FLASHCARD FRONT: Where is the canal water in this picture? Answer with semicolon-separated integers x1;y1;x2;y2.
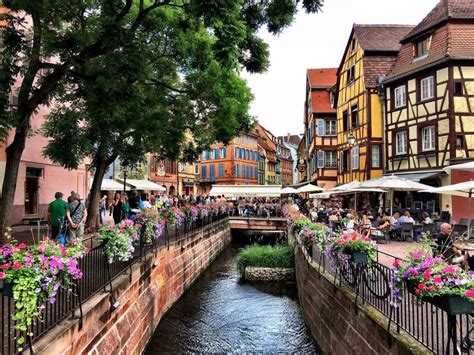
145;242;319;354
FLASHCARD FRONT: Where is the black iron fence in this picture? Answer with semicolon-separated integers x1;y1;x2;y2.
309;244;473;354
1;213;228;355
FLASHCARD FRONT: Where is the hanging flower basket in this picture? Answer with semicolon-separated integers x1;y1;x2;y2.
347;250;369;264
425;295;474;315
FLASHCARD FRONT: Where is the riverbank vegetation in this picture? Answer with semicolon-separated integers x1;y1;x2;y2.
237;244;294;276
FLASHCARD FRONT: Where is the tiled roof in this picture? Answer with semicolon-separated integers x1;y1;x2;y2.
307;68;338;88
363;56;398;88
354;25;414;52
311;91;336;113
387;22;474;80
277;135;301;146
402;0;474;42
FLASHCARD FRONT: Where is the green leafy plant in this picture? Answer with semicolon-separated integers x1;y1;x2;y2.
236;244;294;276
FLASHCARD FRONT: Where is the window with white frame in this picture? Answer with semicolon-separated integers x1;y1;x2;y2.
325;151;337;168
325;120;336;136
421;126;435;152
395;131;407;155
420;76;434;101
317;150;325;168
317;119;325;137
371;145;380;168
351;146;359;170
394;85;406;108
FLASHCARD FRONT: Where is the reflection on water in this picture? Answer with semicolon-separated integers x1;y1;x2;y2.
145;244;319;354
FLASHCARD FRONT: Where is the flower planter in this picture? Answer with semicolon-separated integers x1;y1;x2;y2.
0;280;13;297
424;295;474;315
348;251;368;264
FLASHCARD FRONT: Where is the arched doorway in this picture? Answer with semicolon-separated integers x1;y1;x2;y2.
169;185;176;196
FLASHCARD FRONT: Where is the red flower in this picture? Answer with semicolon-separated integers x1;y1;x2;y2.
18;243;27;249
0;271;5;279
13;262;22;270
423;270;432;281
415;289;420;295
433;276;442;285
465;289;474;298
392;259;400;267
418;283;426;290
428;286;436;292
1;262;11;269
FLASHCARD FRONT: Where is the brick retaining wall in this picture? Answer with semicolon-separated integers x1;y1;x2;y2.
32;219;231;355
294;244;431;355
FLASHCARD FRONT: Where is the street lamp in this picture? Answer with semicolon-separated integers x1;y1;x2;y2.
347;133;356;146
122;158;130;193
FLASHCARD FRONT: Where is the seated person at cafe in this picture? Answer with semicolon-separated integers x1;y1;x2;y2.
345;214;357;231
436;223;465;264
369;216;391;239
398;211;415;224
420;211;433;225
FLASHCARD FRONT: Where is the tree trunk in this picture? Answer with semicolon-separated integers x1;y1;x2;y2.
86;154;116;231
0;127;29;240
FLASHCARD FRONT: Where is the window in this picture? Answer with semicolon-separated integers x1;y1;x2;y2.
325;151;337;168
371;145;381;168
343;110;349;131
351;146;359;170
420;76;434;101
317;150;325;168
330;92;336;108
456;135;465;149
351;38;356;52
395;131;407;155
347;65;355;84
343;150;350;172
220;148;226;159
394;85;406;108
246;149;250;160
240;148;244;159
414;37;430;58
201;166;207;179
195;165;199;174
325;120;336;136
236;164;240;177
351;105;359;129
307;126;313;142
234;147;239;158
202;151;206;161
213;148;219;159
317;119;325;137
205;150;211;160
421;126;435;152
210;165;215;181
454;81;464;96
218;164;224;178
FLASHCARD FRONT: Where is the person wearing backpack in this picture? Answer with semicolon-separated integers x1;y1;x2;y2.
66;193;87;241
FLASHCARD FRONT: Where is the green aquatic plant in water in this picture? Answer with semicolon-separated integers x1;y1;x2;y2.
237;244;294;276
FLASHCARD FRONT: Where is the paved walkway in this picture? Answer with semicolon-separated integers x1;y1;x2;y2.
376;241;419;266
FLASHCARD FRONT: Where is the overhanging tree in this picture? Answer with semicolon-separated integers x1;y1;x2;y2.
0;0;323;232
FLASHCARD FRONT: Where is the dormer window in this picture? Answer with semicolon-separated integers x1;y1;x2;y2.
351;38;356;52
414;37;430;60
346;65;355;85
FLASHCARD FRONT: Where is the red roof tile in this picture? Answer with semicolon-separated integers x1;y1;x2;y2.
354;25;414;52
402;0;474;42
307;68;338;88
363;56;398;88
311;91;335;113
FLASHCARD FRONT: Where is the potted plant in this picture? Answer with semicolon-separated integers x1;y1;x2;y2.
391;243;474;314
97;219;138;263
327;231;376;267
0;234;86;351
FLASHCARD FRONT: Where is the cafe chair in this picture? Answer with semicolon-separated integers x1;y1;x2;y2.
422;223;437;235
400;223;414;241
452;224;468;238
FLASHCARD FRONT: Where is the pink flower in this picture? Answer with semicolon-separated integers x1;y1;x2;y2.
1;262;11;269
0;272;5;279
18;243;27;249
464;289;474;298
433;276;443;285
418;283;426;290
13;262;21;270
442;265;457;275
423;269;432;281
392;259;400;267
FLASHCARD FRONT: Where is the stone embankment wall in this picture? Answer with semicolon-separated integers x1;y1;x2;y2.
294;236;431;354
33;219;231;355
244;267;295;281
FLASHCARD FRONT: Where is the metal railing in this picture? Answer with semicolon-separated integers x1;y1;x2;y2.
308;244;473;354
1;213;228;355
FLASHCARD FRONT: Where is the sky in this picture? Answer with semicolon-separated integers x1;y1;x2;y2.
242;0;440;137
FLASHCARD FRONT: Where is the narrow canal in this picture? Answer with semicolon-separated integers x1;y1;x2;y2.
145;242;319;354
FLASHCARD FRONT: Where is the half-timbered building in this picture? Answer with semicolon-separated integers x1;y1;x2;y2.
384;0;474;219
304;68;338;189
336;24;414;185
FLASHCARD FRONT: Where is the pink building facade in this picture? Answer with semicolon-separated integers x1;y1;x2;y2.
0;104;88;225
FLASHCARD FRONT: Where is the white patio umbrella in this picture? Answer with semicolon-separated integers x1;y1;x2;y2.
359;175;432;215
331;180;361;191
443;162;474;172
296;183;324;193
280;187;297;194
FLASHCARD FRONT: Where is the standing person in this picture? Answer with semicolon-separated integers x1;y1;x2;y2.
99;195;107;224
66;193;87;241
47;192;68;241
67;190;75;203
111;192;123;224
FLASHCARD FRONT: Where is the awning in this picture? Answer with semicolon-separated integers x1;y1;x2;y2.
210;185;282;197
117;179;166;191
89;178;129;191
390;171;445;182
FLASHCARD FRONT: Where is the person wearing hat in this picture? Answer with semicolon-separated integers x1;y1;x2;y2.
48;192;69;240
66;193;87;241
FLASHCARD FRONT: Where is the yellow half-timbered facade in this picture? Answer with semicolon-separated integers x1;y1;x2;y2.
384;0;474;218
336;25;414;185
